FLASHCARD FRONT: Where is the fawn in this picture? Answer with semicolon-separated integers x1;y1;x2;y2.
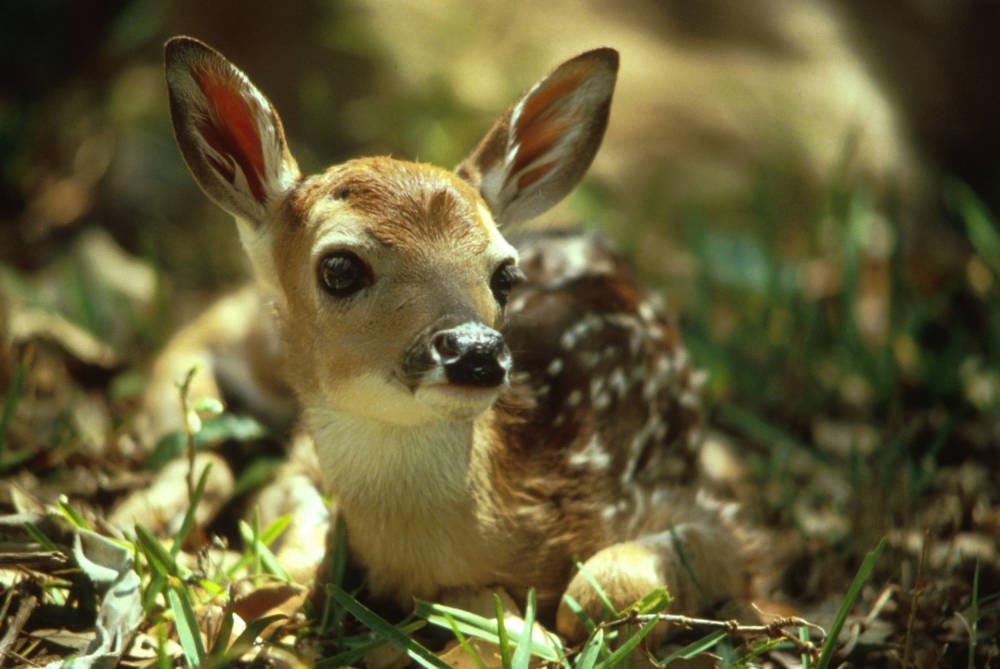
162;36;751;641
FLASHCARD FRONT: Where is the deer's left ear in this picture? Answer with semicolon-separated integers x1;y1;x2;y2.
165;36;300;226
457;48;618;227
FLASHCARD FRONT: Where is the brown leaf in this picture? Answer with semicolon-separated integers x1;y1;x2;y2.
233;581;308;625
108;452;234;541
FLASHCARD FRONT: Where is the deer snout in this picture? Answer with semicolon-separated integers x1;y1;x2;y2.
431;322;511;388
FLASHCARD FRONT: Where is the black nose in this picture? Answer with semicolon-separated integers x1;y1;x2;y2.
432;323;510;387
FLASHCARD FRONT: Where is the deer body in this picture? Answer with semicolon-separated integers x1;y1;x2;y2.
164;37;750;638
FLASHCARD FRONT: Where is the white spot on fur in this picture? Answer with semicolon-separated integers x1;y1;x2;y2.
638;301;656;323
589;376;606;400
642;377;661;402
680;390;701;409
567;389;583;407
608;367;629;398
546;358;564;377
655;354;674;379
568;434;611;470
594;392;611;410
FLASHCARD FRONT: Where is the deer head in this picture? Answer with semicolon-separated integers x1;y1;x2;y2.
164;36;617;427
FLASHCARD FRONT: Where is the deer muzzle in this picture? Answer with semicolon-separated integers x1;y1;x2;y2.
402;319;511;390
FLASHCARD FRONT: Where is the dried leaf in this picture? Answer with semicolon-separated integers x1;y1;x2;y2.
44;530;143;669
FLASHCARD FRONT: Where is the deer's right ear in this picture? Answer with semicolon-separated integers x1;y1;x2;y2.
165;36;300;225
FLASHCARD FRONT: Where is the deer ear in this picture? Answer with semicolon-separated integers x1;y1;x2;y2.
164;36;300;225
457;48;618;227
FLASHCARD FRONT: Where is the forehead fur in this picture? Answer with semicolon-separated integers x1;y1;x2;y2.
289;157;494;251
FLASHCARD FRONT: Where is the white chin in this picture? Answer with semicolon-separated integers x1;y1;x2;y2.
414;384;501;421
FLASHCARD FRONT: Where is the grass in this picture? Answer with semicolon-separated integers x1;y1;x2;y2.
815;538;886;669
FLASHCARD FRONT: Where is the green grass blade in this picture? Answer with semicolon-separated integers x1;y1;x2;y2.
560;594;597;639
142;571;167;614
144;414;267;471
574;562;617;617
575;629;604;669
816;537;886;669
603;617;659;669
171;462;212;559
733;636;788;664
494;593;513;669
969;558;980;668
156;623;171;669
259;513;291;545
668;526;709;608
168;586;206;666
328;583;448;669
631;588;671;615
417;600;561;662
316;621;424;668
57;495;91;530
23;522;60;552
135;523;179;578
512;589;537;669
238;519;289;581
800;626;811;669
221;613;285;663
318;515;349;636
442;611;489;669
208;599;237;659
949;180;1000;274
654;629;725;666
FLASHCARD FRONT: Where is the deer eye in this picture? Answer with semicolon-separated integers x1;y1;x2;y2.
318;251;372;297
490;262;525;307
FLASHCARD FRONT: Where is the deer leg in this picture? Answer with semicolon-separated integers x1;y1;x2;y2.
556;522;749;642
140;285;293;445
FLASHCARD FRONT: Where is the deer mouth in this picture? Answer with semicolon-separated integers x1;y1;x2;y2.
413;381;502;421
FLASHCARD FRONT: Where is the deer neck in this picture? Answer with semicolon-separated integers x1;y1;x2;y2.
303;405;511;602
303;405;498;520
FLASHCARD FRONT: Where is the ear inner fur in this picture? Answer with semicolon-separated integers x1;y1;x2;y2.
455;47;618;226
193;68;268;202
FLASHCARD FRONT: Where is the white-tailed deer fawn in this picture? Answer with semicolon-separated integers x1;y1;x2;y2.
163;36;751;641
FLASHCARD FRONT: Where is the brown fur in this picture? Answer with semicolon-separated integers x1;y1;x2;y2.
162;36;753;642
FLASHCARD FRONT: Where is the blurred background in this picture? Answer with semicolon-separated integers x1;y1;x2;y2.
2;0;1000;662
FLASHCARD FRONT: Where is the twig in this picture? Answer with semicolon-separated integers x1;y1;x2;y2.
0;552;69;570
902;529;930;669
176;365;200;506
596;608;826;661
3;647;42;668
0;593;39;664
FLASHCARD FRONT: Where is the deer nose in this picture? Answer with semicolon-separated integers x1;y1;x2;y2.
431;323;511;387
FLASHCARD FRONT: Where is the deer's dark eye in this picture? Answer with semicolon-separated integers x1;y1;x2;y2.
490;262;525;307
318;252;372;297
